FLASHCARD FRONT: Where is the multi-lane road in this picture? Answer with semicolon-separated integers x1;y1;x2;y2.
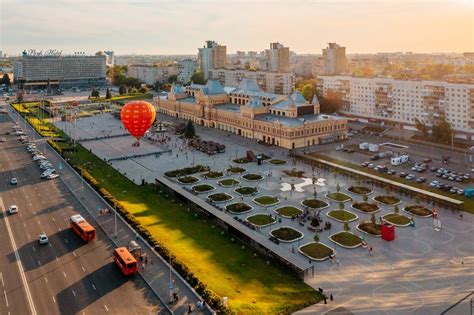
0;112;165;314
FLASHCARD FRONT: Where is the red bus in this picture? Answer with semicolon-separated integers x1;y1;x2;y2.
113;247;138;276
70;214;96;242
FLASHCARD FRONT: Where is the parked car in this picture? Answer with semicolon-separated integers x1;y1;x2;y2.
423;158;432;163
361;162;370;167
406;174;416;180
38;233;49;245
10;177;17;185
387;170;396;175
416;177;426;183
399;172;408;178
368;163;375;169
46;173;59;180
8;205;18;214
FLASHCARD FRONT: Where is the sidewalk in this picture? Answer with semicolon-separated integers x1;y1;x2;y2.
9;108;212;315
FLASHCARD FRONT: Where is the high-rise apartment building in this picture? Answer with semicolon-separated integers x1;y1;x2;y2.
322;43;347;75
13;51;107;88
177;59;197;83
127;65;177;85
318;75;474;139
265;42;290;72
198;41;226;78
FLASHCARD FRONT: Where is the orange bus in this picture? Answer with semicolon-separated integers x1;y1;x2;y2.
70;214;96;242
113;247;138;276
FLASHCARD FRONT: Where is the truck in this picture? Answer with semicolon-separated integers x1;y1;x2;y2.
391;155;409;166
359;142;369;150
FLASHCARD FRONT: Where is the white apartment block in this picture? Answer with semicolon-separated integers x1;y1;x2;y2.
208;69;295;95
127;65;177;85
319;76;474;139
177;59;196;83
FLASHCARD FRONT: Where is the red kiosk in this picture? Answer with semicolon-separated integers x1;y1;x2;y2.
381;223;395;241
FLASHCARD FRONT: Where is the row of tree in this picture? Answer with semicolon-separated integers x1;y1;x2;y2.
415;117;453;143
295;79;342;114
1;73;11;86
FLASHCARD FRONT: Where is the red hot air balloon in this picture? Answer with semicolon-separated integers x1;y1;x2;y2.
120;101;156;146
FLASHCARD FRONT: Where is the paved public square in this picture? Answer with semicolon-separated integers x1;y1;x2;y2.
54;113;474;314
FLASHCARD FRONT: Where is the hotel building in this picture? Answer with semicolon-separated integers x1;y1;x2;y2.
155;79;347;149
318;76;474;139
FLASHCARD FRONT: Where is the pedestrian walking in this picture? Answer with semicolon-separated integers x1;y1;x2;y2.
173;292;178;303
336;258;340;266
142;262;145;270
369;247;373;256
188;304;193;313
145;255;148;264
330;294;333;301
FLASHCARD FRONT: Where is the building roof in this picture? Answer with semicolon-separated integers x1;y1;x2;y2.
290;91;307;104
214;103;241;112
171;83;184;94
236;78;262;92
254;113;345;127
203;80;226;95
247;96;264;109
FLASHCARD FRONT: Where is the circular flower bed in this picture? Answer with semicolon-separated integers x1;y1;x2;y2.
164;165;209;178
347;186;372;195
329;231;363;248
226;202;253;214
357;221;382;236
382;213;411;227
268;159;287;165
275;206;303;218
242;173;264;182
202;171;224;179
351;202;380;214
403;205;432;217
226;167;246;174
326;192;352;203
327;210;358;223
301;199;329;210
234;186;259;196
373;195;401;206
177;176;199;185
218;178;240;187
233;157;251;164
299;242;334;261
191;184;215;194
270;227;304;243
246;214;276;227
253;195;280;207
208;193;233;203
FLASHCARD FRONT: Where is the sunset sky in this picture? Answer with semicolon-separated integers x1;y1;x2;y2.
1;0;472;55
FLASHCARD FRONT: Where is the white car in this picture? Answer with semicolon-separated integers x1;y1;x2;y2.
46;173;59;180
8;205;18;214
38;233;49;245
41;169;56;178
33;155;46;161
10;178;17;185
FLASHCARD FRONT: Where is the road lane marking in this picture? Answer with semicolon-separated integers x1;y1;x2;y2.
81;266;85;273
52;218;55;222
63;272;67;278
72;290;76;297
37;260;41;266
33;211;36;215
23;223;26;228
72;251;76;257
52;296;56;303
1;197;37;315
27;234;31;239
55;256;58;262
92;284;96;291
104;304;109;312
44;277;48;283
4;290;8;307
0;272;3;287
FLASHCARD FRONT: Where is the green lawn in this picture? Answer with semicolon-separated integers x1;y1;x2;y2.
327;210;357;222
404;205;432;217
218;178;240;187
254;195;279;206
226;167;246;174
330;232;362;247
208;193;233;202
357;222;382;236
302;199;329;210
326;192;352;202
268;159;287;165
226;202;252;213
202;171;224;179
374;195;401;205
352;202;380;213
89;93;153;102
247;214;276;226
242;173;263;181
275;206;303;217
383;213;411;226
177;176;199;184
60;145;320;313
299;243;333;260
271;227;303;241
192;184;215;193
233;157;251;164
234;186;258;196
347;186;372;195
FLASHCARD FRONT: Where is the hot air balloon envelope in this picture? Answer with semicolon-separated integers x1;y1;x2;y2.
120;101;156;141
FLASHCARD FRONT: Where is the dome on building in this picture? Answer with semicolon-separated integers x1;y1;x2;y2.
237;79;262;92
287;96;296;109
171;83;184;94
290;91;307;104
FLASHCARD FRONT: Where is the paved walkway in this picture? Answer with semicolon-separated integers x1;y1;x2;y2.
10;108;212;315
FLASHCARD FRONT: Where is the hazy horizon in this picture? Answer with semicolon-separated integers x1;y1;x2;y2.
1;0;473;55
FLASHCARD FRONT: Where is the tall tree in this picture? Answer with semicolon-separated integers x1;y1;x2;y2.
300;84;314;101
167;74;178;84
432;118;452;143
190;71;207;85
319;89;342;114
118;85;126;95
138;86;148;94
1;73;11;86
414;118;429;137
184;120;195;139
105;88;112;99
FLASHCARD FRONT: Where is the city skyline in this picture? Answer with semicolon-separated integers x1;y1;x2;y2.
1;0;472;55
